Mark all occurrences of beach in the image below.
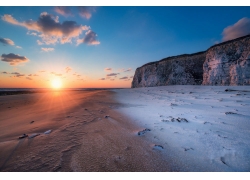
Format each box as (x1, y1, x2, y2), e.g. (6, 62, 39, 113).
(0, 86, 250, 172)
(0, 89, 171, 172)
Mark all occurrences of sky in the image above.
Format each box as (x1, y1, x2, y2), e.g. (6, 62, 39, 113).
(0, 5, 250, 88)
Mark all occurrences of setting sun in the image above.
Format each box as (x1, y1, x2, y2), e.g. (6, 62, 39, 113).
(51, 78, 62, 89)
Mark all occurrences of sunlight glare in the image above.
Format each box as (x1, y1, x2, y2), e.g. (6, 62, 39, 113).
(51, 78, 62, 89)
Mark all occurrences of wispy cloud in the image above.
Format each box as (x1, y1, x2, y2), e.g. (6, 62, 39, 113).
(78, 6, 96, 19)
(222, 17, 250, 41)
(1, 71, 8, 74)
(104, 67, 112, 72)
(0, 37, 15, 46)
(1, 53, 29, 65)
(16, 46, 22, 49)
(26, 77, 32, 80)
(11, 72, 25, 77)
(77, 30, 100, 45)
(120, 76, 128, 80)
(41, 47, 54, 52)
(37, 40, 43, 45)
(28, 74, 39, 77)
(39, 70, 46, 73)
(65, 66, 72, 73)
(99, 78, 105, 80)
(27, 31, 37, 36)
(2, 13, 90, 45)
(106, 73, 119, 77)
(54, 6, 72, 17)
(124, 68, 132, 72)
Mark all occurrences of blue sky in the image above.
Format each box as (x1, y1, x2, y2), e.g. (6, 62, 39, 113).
(0, 6, 250, 88)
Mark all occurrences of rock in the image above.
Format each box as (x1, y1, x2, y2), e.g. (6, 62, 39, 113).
(18, 134, 28, 139)
(131, 34, 250, 88)
(29, 133, 40, 138)
(44, 130, 52, 134)
(104, 115, 109, 118)
(30, 121, 34, 124)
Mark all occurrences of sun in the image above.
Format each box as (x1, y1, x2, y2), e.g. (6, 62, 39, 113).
(51, 78, 62, 89)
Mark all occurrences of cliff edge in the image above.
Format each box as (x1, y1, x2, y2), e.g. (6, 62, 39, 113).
(132, 34, 250, 88)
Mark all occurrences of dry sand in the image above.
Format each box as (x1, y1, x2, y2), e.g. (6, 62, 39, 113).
(0, 90, 172, 172)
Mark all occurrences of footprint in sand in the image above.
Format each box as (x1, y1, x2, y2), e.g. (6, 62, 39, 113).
(137, 128, 151, 136)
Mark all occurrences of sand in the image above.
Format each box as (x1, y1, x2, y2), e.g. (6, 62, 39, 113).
(2, 86, 249, 172)
(0, 90, 171, 172)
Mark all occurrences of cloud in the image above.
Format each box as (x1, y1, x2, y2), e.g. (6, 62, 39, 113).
(27, 31, 37, 36)
(99, 78, 105, 80)
(110, 79, 115, 81)
(28, 74, 39, 77)
(26, 77, 32, 80)
(11, 72, 25, 77)
(37, 40, 43, 45)
(54, 7, 72, 17)
(77, 30, 100, 45)
(41, 47, 54, 52)
(39, 70, 46, 73)
(120, 76, 128, 80)
(1, 71, 8, 74)
(2, 13, 90, 45)
(1, 53, 29, 65)
(65, 66, 72, 73)
(222, 17, 250, 41)
(16, 46, 22, 49)
(106, 73, 119, 76)
(78, 6, 95, 19)
(55, 74, 62, 76)
(0, 37, 15, 46)
(105, 67, 112, 71)
(124, 68, 132, 72)
(130, 76, 134, 78)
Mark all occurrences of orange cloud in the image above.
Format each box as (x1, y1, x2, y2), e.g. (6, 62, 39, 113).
(2, 13, 90, 45)
(54, 7, 72, 17)
(222, 17, 250, 41)
(1, 53, 29, 65)
(77, 30, 100, 45)
(41, 47, 54, 52)
(78, 7, 96, 19)
(0, 37, 15, 45)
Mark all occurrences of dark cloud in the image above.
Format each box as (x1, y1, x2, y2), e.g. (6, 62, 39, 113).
(77, 30, 100, 45)
(120, 76, 128, 80)
(26, 77, 32, 80)
(1, 71, 8, 74)
(107, 73, 119, 77)
(0, 37, 15, 46)
(1, 53, 29, 65)
(2, 13, 89, 45)
(222, 17, 250, 41)
(99, 78, 105, 80)
(28, 74, 39, 77)
(11, 72, 25, 77)
(78, 6, 96, 19)
(54, 7, 72, 16)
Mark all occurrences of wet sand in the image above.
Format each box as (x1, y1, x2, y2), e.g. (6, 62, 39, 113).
(0, 90, 172, 172)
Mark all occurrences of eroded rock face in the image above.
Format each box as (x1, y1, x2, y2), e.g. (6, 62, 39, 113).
(202, 35, 250, 85)
(132, 34, 250, 88)
(132, 52, 206, 88)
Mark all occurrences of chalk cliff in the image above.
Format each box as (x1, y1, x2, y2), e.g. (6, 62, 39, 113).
(132, 34, 250, 88)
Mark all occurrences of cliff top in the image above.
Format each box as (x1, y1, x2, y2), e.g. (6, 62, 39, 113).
(138, 34, 250, 69)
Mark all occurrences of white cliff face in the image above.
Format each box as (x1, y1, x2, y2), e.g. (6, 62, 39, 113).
(132, 52, 206, 88)
(203, 35, 250, 85)
(132, 35, 250, 88)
